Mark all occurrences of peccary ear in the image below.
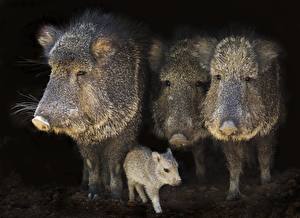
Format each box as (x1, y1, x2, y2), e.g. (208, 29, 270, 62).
(166, 148, 173, 156)
(149, 39, 164, 72)
(152, 152, 161, 163)
(191, 37, 217, 70)
(91, 37, 116, 61)
(37, 25, 61, 53)
(254, 40, 282, 72)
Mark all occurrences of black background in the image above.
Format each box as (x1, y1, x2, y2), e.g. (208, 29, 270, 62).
(0, 0, 299, 185)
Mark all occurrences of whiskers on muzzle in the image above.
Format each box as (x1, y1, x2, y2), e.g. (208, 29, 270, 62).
(11, 93, 39, 124)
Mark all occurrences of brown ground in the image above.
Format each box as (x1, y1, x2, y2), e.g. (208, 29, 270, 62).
(0, 169, 300, 218)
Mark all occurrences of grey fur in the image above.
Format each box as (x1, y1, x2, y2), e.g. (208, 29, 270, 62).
(149, 33, 216, 180)
(32, 11, 149, 199)
(203, 34, 283, 200)
(123, 146, 181, 213)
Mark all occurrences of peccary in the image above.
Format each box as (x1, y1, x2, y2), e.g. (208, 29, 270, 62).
(203, 34, 283, 200)
(123, 146, 181, 213)
(31, 11, 149, 199)
(149, 32, 215, 180)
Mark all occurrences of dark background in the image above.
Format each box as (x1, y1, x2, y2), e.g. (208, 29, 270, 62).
(0, 0, 299, 185)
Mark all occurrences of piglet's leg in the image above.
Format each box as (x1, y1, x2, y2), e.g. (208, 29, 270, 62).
(135, 184, 148, 203)
(128, 180, 135, 203)
(145, 186, 162, 213)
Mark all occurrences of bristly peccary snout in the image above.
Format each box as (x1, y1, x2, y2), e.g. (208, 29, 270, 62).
(204, 36, 282, 141)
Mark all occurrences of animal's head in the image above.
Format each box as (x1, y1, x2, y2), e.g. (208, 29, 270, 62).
(152, 148, 181, 186)
(204, 36, 281, 141)
(32, 13, 142, 144)
(149, 36, 216, 148)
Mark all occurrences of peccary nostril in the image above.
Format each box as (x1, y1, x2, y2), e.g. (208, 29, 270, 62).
(169, 133, 189, 146)
(32, 116, 50, 132)
(220, 120, 237, 136)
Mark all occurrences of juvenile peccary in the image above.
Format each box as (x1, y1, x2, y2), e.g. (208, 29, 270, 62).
(31, 11, 149, 199)
(149, 32, 216, 180)
(123, 146, 181, 213)
(203, 34, 283, 200)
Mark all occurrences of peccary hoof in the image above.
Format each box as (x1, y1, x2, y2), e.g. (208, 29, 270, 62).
(261, 176, 272, 185)
(226, 191, 241, 201)
(88, 184, 101, 200)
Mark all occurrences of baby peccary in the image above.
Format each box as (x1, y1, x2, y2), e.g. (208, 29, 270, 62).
(31, 11, 149, 199)
(124, 147, 181, 213)
(203, 34, 283, 200)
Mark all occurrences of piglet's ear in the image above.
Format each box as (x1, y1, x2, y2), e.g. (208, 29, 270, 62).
(37, 25, 61, 52)
(254, 39, 282, 72)
(149, 39, 164, 72)
(91, 37, 116, 61)
(152, 152, 161, 163)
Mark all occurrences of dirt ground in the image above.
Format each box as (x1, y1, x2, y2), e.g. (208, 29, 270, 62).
(0, 169, 299, 218)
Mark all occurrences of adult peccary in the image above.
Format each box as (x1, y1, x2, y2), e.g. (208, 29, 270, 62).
(203, 34, 283, 200)
(124, 146, 181, 213)
(149, 32, 215, 181)
(31, 11, 149, 199)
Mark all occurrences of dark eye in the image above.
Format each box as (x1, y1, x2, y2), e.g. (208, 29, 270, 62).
(77, 71, 87, 76)
(195, 81, 203, 87)
(215, 75, 221, 80)
(164, 168, 170, 173)
(245, 76, 252, 82)
(165, 80, 171, 87)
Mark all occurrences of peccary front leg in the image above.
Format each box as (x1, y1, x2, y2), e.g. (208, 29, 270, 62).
(79, 145, 101, 200)
(145, 186, 162, 213)
(87, 158, 101, 200)
(109, 160, 123, 199)
(81, 161, 89, 191)
(223, 142, 244, 200)
(192, 145, 206, 182)
(257, 135, 274, 184)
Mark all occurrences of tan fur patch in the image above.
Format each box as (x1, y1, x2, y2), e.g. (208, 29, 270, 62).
(92, 38, 114, 58)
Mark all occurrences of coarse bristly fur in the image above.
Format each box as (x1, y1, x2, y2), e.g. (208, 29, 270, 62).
(123, 146, 181, 213)
(149, 29, 216, 181)
(32, 10, 150, 199)
(202, 30, 284, 200)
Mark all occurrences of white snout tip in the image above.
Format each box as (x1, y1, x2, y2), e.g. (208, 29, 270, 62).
(32, 116, 50, 132)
